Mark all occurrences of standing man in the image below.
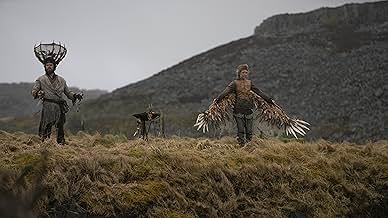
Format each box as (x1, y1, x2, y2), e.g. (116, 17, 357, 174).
(31, 42, 83, 144)
(214, 64, 275, 145)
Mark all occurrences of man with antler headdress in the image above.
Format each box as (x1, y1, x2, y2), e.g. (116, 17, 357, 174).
(31, 42, 83, 144)
(194, 64, 310, 145)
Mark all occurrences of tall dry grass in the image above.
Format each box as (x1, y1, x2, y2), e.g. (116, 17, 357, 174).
(0, 130, 387, 217)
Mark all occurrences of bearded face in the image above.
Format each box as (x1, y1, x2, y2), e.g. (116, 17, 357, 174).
(44, 62, 55, 74)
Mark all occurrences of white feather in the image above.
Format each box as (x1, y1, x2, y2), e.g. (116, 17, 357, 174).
(285, 127, 290, 136)
(195, 114, 201, 123)
(294, 124, 306, 135)
(297, 122, 310, 131)
(194, 118, 202, 127)
(289, 127, 298, 139)
(296, 119, 310, 125)
(291, 124, 304, 136)
(197, 121, 204, 131)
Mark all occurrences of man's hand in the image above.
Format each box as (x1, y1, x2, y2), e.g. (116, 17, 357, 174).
(37, 90, 45, 99)
(74, 93, 83, 101)
(72, 93, 83, 105)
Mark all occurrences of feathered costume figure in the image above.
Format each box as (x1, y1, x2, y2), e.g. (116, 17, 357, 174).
(194, 64, 309, 143)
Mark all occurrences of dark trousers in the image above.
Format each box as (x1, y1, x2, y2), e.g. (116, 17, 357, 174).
(40, 113, 66, 144)
(140, 121, 148, 140)
(234, 114, 253, 144)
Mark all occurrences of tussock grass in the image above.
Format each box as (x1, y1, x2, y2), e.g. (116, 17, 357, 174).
(0, 130, 387, 217)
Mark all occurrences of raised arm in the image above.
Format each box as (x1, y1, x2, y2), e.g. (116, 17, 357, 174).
(251, 83, 274, 104)
(215, 81, 236, 103)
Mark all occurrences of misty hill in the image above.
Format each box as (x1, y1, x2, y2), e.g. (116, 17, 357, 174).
(68, 1, 388, 143)
(0, 82, 108, 119)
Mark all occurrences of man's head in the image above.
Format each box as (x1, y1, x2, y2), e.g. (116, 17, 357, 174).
(44, 57, 56, 74)
(236, 64, 249, 79)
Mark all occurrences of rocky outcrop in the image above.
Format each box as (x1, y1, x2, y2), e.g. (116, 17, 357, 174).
(254, 1, 388, 37)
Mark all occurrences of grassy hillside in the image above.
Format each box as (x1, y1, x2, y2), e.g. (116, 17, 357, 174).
(0, 131, 387, 217)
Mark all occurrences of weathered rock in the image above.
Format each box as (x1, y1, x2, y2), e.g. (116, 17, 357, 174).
(254, 1, 388, 37)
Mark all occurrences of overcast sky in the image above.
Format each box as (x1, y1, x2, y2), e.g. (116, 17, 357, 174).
(0, 0, 375, 91)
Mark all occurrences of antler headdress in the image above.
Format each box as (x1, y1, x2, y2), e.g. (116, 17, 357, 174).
(34, 42, 67, 65)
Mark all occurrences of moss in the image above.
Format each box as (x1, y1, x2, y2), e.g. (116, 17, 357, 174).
(79, 191, 95, 207)
(127, 146, 146, 158)
(278, 136, 305, 144)
(78, 186, 115, 215)
(10, 151, 49, 185)
(226, 154, 260, 170)
(14, 153, 40, 167)
(152, 208, 195, 218)
(118, 180, 167, 207)
(104, 134, 128, 143)
(93, 137, 115, 147)
(99, 158, 121, 173)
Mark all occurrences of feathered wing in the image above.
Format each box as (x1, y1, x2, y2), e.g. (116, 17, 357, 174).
(194, 93, 235, 133)
(251, 91, 310, 138)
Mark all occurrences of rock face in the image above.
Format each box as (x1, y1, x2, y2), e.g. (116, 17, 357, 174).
(254, 1, 388, 37)
(70, 1, 388, 143)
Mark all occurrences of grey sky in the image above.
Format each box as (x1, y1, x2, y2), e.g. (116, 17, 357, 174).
(0, 0, 375, 91)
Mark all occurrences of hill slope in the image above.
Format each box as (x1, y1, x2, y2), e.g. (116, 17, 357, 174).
(72, 1, 388, 142)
